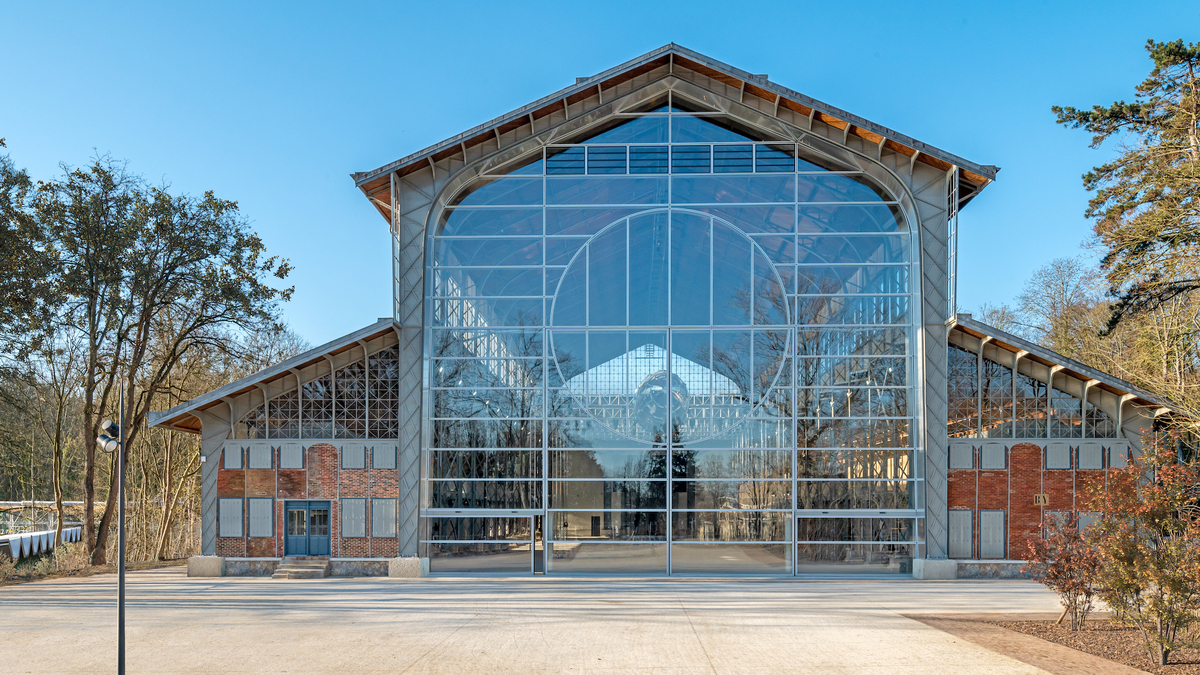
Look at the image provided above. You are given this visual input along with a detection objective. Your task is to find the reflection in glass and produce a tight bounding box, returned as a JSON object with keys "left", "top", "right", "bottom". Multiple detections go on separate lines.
{"left": 429, "top": 450, "right": 541, "bottom": 479}
{"left": 672, "top": 511, "right": 791, "bottom": 541}
{"left": 548, "top": 481, "right": 667, "bottom": 510}
{"left": 429, "top": 543, "right": 531, "bottom": 574}
{"left": 426, "top": 517, "right": 532, "bottom": 541}
{"left": 428, "top": 480, "right": 542, "bottom": 509}
{"left": 796, "top": 518, "right": 915, "bottom": 542}
{"left": 548, "top": 450, "right": 667, "bottom": 479}
{"left": 551, "top": 511, "right": 666, "bottom": 540}
{"left": 794, "top": 543, "right": 913, "bottom": 574}
{"left": 426, "top": 108, "right": 919, "bottom": 575}
{"left": 796, "top": 449, "right": 912, "bottom": 479}
{"left": 671, "top": 544, "right": 790, "bottom": 574}
{"left": 547, "top": 543, "right": 667, "bottom": 574}
{"left": 795, "top": 480, "right": 914, "bottom": 509}
{"left": 672, "top": 481, "right": 791, "bottom": 510}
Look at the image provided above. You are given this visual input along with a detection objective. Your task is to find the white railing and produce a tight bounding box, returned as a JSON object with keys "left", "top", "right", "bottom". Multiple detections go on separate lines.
{"left": 0, "top": 527, "right": 83, "bottom": 562}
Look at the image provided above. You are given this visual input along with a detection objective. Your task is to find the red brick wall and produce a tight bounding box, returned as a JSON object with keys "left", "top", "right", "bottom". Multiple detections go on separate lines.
{"left": 216, "top": 441, "right": 405, "bottom": 560}
{"left": 946, "top": 440, "right": 1118, "bottom": 560}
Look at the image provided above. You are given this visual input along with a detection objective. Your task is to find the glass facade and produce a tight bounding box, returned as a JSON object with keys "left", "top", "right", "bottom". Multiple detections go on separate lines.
{"left": 424, "top": 99, "right": 920, "bottom": 574}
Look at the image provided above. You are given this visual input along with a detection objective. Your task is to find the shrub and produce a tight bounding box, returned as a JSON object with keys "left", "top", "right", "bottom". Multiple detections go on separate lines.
{"left": 1025, "top": 512, "right": 1101, "bottom": 630}
{"left": 1086, "top": 435, "right": 1200, "bottom": 666}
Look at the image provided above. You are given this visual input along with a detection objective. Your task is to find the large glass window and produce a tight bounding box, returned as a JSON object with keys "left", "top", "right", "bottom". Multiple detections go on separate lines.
{"left": 424, "top": 99, "right": 918, "bottom": 574}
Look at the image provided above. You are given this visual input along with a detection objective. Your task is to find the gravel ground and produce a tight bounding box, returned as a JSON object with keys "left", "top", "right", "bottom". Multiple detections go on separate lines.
{"left": 993, "top": 620, "right": 1200, "bottom": 674}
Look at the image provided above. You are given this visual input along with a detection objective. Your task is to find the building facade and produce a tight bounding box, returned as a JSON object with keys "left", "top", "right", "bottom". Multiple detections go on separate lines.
{"left": 151, "top": 45, "right": 1169, "bottom": 577}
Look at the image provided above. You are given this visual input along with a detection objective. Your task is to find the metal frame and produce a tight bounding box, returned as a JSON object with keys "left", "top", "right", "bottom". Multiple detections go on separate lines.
{"left": 414, "top": 88, "right": 929, "bottom": 575}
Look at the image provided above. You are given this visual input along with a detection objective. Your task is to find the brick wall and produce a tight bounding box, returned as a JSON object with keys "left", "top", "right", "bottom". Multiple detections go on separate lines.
{"left": 214, "top": 441, "right": 406, "bottom": 559}
{"left": 946, "top": 440, "right": 1117, "bottom": 560}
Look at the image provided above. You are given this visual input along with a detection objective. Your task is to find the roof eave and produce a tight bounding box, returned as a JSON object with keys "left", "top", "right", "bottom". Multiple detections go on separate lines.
{"left": 149, "top": 318, "right": 397, "bottom": 432}
{"left": 351, "top": 43, "right": 997, "bottom": 192}
{"left": 949, "top": 314, "right": 1175, "bottom": 411}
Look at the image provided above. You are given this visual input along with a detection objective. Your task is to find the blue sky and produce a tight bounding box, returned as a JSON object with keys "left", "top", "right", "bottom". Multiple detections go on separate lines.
{"left": 1, "top": 1, "right": 1193, "bottom": 345}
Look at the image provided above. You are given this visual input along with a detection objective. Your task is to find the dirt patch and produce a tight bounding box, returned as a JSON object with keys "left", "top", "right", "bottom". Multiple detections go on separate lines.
{"left": 910, "top": 614, "right": 1147, "bottom": 675}
{"left": 992, "top": 619, "right": 1200, "bottom": 675}
{"left": 0, "top": 558, "right": 185, "bottom": 587}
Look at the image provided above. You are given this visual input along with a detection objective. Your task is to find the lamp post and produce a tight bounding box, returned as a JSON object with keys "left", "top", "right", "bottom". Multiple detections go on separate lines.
{"left": 96, "top": 389, "right": 125, "bottom": 675}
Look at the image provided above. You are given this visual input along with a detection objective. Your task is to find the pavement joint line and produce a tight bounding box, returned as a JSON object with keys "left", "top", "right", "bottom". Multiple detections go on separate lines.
{"left": 672, "top": 581, "right": 719, "bottom": 675}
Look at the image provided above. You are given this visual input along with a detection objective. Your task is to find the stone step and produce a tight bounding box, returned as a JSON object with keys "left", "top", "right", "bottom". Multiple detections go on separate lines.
{"left": 272, "top": 557, "right": 331, "bottom": 580}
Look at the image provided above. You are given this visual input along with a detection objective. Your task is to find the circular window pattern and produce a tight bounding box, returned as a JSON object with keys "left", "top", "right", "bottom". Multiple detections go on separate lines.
{"left": 549, "top": 208, "right": 790, "bottom": 444}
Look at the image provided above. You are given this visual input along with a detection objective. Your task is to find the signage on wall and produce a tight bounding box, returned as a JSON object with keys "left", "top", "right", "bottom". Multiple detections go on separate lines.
{"left": 1034, "top": 494, "right": 1049, "bottom": 505}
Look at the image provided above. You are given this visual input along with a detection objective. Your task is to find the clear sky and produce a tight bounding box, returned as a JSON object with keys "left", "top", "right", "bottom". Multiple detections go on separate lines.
{"left": 1, "top": 1, "right": 1193, "bottom": 345}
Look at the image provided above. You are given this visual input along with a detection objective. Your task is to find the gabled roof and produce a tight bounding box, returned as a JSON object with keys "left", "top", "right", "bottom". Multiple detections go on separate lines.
{"left": 949, "top": 313, "right": 1172, "bottom": 411}
{"left": 148, "top": 318, "right": 396, "bottom": 433}
{"left": 352, "top": 44, "right": 998, "bottom": 220}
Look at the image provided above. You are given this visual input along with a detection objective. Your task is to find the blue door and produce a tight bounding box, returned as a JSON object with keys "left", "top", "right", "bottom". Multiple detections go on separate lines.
{"left": 284, "top": 501, "right": 331, "bottom": 556}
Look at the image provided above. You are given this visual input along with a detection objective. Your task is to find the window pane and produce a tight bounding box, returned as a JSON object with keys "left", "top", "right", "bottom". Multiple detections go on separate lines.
{"left": 547, "top": 542, "right": 667, "bottom": 574}
{"left": 429, "top": 450, "right": 542, "bottom": 479}
{"left": 435, "top": 238, "right": 542, "bottom": 267}
{"left": 549, "top": 481, "right": 667, "bottom": 510}
{"left": 438, "top": 208, "right": 542, "bottom": 237}
{"left": 796, "top": 518, "right": 916, "bottom": 542}
{"left": 428, "top": 543, "right": 531, "bottom": 574}
{"left": 546, "top": 176, "right": 669, "bottom": 205}
{"left": 795, "top": 235, "right": 910, "bottom": 265}
{"left": 795, "top": 543, "right": 914, "bottom": 574}
{"left": 672, "top": 481, "right": 791, "bottom": 510}
{"left": 550, "top": 511, "right": 667, "bottom": 541}
{"left": 428, "top": 480, "right": 542, "bottom": 509}
{"left": 452, "top": 178, "right": 542, "bottom": 206}
{"left": 431, "top": 420, "right": 542, "bottom": 448}
{"left": 795, "top": 480, "right": 915, "bottom": 509}
{"left": 672, "top": 174, "right": 794, "bottom": 204}
{"left": 796, "top": 174, "right": 892, "bottom": 203}
{"left": 796, "top": 449, "right": 912, "bottom": 479}
{"left": 426, "top": 517, "right": 532, "bottom": 541}
{"left": 672, "top": 511, "right": 792, "bottom": 541}
{"left": 547, "top": 450, "right": 667, "bottom": 479}
{"left": 671, "top": 543, "right": 790, "bottom": 574}
{"left": 797, "top": 204, "right": 903, "bottom": 234}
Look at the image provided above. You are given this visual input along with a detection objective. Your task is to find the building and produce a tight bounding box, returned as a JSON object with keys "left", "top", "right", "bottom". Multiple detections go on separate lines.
{"left": 151, "top": 45, "right": 1172, "bottom": 577}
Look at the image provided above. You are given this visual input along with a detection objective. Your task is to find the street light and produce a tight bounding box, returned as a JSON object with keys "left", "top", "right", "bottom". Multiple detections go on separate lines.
{"left": 96, "top": 388, "right": 125, "bottom": 675}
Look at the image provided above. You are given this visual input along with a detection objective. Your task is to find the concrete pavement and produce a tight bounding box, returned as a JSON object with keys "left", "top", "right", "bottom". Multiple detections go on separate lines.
{"left": 0, "top": 567, "right": 1067, "bottom": 674}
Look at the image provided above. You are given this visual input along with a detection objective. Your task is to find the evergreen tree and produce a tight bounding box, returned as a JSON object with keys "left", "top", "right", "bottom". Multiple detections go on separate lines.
{"left": 1053, "top": 39, "right": 1200, "bottom": 332}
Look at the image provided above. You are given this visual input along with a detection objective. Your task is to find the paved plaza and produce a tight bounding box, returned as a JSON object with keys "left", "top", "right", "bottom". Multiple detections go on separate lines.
{"left": 1, "top": 567, "right": 1075, "bottom": 674}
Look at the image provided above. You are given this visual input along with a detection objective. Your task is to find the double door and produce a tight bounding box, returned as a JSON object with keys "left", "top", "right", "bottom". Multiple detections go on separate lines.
{"left": 285, "top": 501, "right": 331, "bottom": 556}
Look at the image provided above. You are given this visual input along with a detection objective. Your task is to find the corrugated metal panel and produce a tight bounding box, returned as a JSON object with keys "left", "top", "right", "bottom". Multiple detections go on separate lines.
{"left": 1078, "top": 442, "right": 1103, "bottom": 470}
{"left": 248, "top": 498, "right": 273, "bottom": 537}
{"left": 981, "top": 442, "right": 1006, "bottom": 470}
{"left": 218, "top": 498, "right": 242, "bottom": 537}
{"left": 223, "top": 442, "right": 243, "bottom": 470}
{"left": 248, "top": 442, "right": 271, "bottom": 469}
{"left": 342, "top": 498, "right": 366, "bottom": 538}
{"left": 948, "top": 510, "right": 972, "bottom": 559}
{"left": 279, "top": 443, "right": 304, "bottom": 469}
{"left": 372, "top": 499, "right": 397, "bottom": 538}
{"left": 341, "top": 443, "right": 366, "bottom": 469}
{"left": 1109, "top": 441, "right": 1130, "bottom": 468}
{"left": 1045, "top": 442, "right": 1071, "bottom": 470}
{"left": 949, "top": 442, "right": 974, "bottom": 470}
{"left": 979, "top": 510, "right": 1005, "bottom": 559}
{"left": 372, "top": 443, "right": 397, "bottom": 470}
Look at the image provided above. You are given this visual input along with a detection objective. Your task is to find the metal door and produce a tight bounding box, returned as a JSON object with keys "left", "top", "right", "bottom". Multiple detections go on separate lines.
{"left": 979, "top": 510, "right": 1005, "bottom": 559}
{"left": 284, "top": 501, "right": 332, "bottom": 556}
{"left": 308, "top": 502, "right": 331, "bottom": 556}
{"left": 948, "top": 510, "right": 973, "bottom": 559}
{"left": 285, "top": 503, "right": 309, "bottom": 556}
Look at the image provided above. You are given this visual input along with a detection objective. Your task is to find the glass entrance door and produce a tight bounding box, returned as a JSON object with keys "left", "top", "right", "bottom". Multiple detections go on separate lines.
{"left": 284, "top": 501, "right": 331, "bottom": 556}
